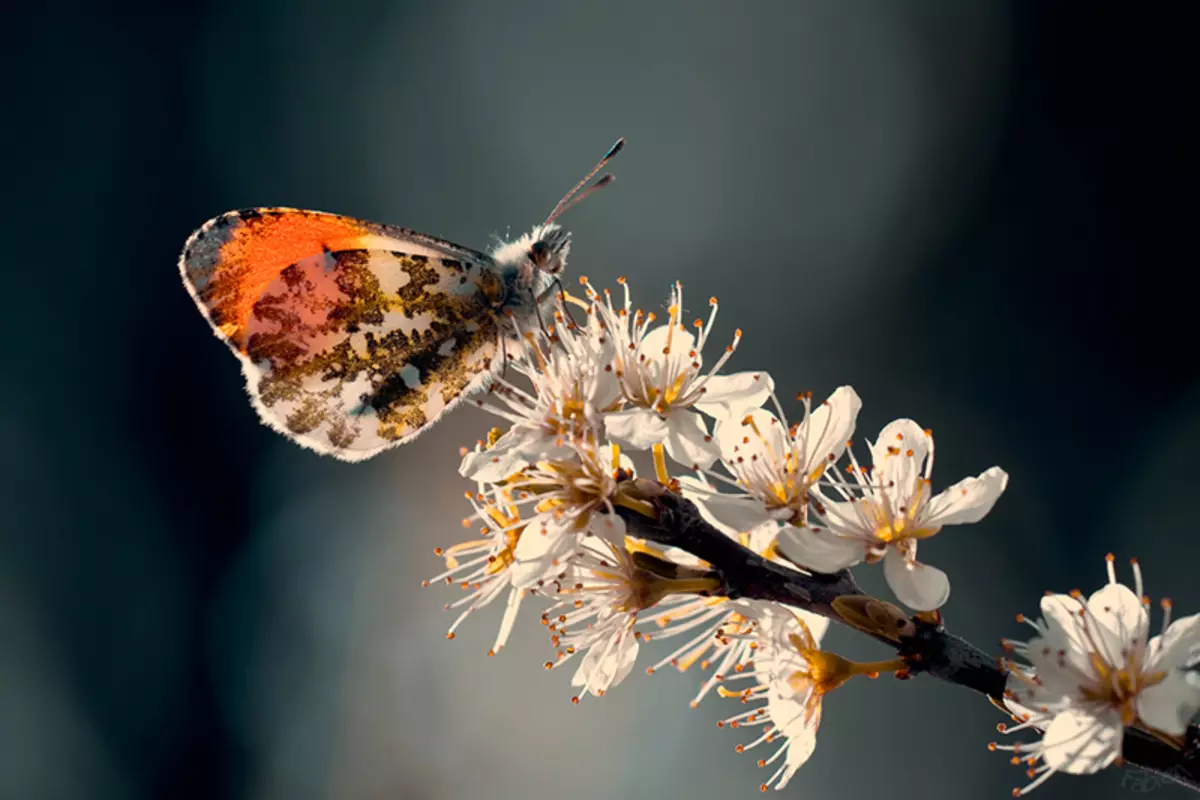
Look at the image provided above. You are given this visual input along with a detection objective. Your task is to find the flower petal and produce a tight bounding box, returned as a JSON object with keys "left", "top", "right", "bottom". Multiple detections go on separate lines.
{"left": 921, "top": 466, "right": 1009, "bottom": 528}
{"left": 745, "top": 521, "right": 782, "bottom": 557}
{"left": 509, "top": 520, "right": 577, "bottom": 588}
{"left": 1040, "top": 707, "right": 1122, "bottom": 774}
{"left": 679, "top": 476, "right": 781, "bottom": 535}
{"left": 1148, "top": 612, "right": 1200, "bottom": 670}
{"left": 765, "top": 693, "right": 819, "bottom": 789}
{"left": 812, "top": 496, "right": 876, "bottom": 540}
{"left": 637, "top": 322, "right": 697, "bottom": 386}
{"left": 715, "top": 407, "right": 790, "bottom": 468}
{"left": 589, "top": 368, "right": 623, "bottom": 414}
{"left": 1002, "top": 669, "right": 1065, "bottom": 723}
{"left": 1085, "top": 581, "right": 1148, "bottom": 660}
{"left": 572, "top": 626, "right": 639, "bottom": 695}
{"left": 605, "top": 408, "right": 670, "bottom": 450}
{"left": 1038, "top": 593, "right": 1095, "bottom": 678}
{"left": 692, "top": 371, "right": 774, "bottom": 421}
{"left": 779, "top": 525, "right": 864, "bottom": 574}
{"left": 798, "top": 386, "right": 861, "bottom": 476}
{"left": 587, "top": 509, "right": 627, "bottom": 541}
{"left": 1137, "top": 671, "right": 1200, "bottom": 736}
{"left": 458, "top": 427, "right": 555, "bottom": 482}
{"left": 883, "top": 546, "right": 950, "bottom": 611}
{"left": 663, "top": 410, "right": 720, "bottom": 469}
{"left": 869, "top": 419, "right": 929, "bottom": 500}
{"left": 1020, "top": 636, "right": 1087, "bottom": 701}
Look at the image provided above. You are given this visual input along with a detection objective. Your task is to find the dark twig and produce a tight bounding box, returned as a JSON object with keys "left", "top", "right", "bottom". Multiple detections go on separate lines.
{"left": 613, "top": 480, "right": 1200, "bottom": 794}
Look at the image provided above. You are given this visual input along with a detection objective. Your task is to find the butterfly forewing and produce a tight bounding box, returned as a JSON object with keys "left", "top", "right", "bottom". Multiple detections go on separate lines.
{"left": 180, "top": 207, "right": 503, "bottom": 461}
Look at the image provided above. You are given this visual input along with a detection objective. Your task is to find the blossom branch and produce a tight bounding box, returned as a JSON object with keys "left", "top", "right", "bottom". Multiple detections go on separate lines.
{"left": 613, "top": 479, "right": 1200, "bottom": 793}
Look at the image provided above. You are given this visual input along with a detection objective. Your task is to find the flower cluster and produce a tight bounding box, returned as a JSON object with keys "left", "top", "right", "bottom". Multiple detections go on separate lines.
{"left": 424, "top": 277, "right": 1196, "bottom": 794}
{"left": 993, "top": 555, "right": 1200, "bottom": 795}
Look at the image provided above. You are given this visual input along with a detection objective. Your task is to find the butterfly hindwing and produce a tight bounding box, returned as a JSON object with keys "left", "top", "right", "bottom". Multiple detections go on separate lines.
{"left": 180, "top": 208, "right": 504, "bottom": 461}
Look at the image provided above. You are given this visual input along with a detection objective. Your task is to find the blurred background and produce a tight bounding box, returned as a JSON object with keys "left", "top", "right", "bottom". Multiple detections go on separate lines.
{"left": 2, "top": 1, "right": 1197, "bottom": 798}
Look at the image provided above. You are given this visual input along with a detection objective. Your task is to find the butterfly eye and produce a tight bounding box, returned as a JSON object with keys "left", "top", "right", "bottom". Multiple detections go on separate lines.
{"left": 529, "top": 240, "right": 550, "bottom": 267}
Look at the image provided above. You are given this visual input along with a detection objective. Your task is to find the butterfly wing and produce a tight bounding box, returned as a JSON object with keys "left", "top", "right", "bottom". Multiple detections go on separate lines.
{"left": 180, "top": 207, "right": 504, "bottom": 461}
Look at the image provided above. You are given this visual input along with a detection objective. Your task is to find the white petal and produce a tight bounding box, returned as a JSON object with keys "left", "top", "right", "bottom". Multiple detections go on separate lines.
{"left": 691, "top": 371, "right": 774, "bottom": 421}
{"left": 509, "top": 521, "right": 577, "bottom": 588}
{"left": 1038, "top": 593, "right": 1094, "bottom": 677}
{"left": 766, "top": 694, "right": 819, "bottom": 789}
{"left": 590, "top": 368, "right": 624, "bottom": 413}
{"left": 663, "top": 410, "right": 720, "bottom": 469}
{"left": 1137, "top": 672, "right": 1200, "bottom": 736}
{"left": 677, "top": 476, "right": 737, "bottom": 538}
{"left": 797, "top": 386, "right": 861, "bottom": 476}
{"left": 572, "top": 629, "right": 639, "bottom": 694}
{"left": 638, "top": 323, "right": 697, "bottom": 385}
{"left": 587, "top": 510, "right": 627, "bottom": 541}
{"left": 604, "top": 408, "right": 670, "bottom": 450}
{"left": 755, "top": 609, "right": 816, "bottom": 675}
{"left": 1148, "top": 612, "right": 1200, "bottom": 671}
{"left": 458, "top": 427, "right": 553, "bottom": 482}
{"left": 779, "top": 525, "right": 864, "bottom": 574}
{"left": 883, "top": 547, "right": 950, "bottom": 611}
{"left": 756, "top": 604, "right": 831, "bottom": 672}
{"left": 745, "top": 521, "right": 783, "bottom": 557}
{"left": 1041, "top": 707, "right": 1122, "bottom": 774}
{"left": 1085, "top": 582, "right": 1148, "bottom": 659}
{"left": 869, "top": 419, "right": 929, "bottom": 501}
{"left": 682, "top": 483, "right": 780, "bottom": 535}
{"left": 921, "top": 466, "right": 1009, "bottom": 527}
{"left": 765, "top": 688, "right": 811, "bottom": 730}
{"left": 714, "top": 407, "right": 789, "bottom": 467}
{"left": 1021, "top": 638, "right": 1086, "bottom": 701}
{"left": 1002, "top": 670, "right": 1063, "bottom": 723}
{"left": 813, "top": 497, "right": 877, "bottom": 540}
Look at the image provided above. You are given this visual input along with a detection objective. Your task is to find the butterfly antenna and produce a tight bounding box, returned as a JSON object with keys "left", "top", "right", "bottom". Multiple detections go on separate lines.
{"left": 544, "top": 138, "right": 625, "bottom": 225}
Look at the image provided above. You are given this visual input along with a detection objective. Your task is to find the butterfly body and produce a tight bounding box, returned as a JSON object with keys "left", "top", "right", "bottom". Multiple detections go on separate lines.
{"left": 180, "top": 207, "right": 565, "bottom": 461}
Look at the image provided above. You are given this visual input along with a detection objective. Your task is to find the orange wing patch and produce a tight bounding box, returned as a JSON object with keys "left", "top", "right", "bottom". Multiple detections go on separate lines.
{"left": 179, "top": 207, "right": 507, "bottom": 460}
{"left": 182, "top": 208, "right": 374, "bottom": 350}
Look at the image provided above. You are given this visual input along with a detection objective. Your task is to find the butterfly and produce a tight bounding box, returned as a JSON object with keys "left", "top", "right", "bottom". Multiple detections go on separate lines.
{"left": 180, "top": 139, "right": 623, "bottom": 462}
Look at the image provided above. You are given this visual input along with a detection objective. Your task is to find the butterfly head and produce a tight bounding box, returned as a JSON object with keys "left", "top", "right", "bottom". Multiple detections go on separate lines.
{"left": 490, "top": 138, "right": 623, "bottom": 301}
{"left": 528, "top": 224, "right": 572, "bottom": 275}
{"left": 511, "top": 137, "right": 624, "bottom": 278}
{"left": 491, "top": 223, "right": 572, "bottom": 276}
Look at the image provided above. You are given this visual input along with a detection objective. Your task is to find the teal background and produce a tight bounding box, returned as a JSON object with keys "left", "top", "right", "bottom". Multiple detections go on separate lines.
{"left": 2, "top": 2, "right": 1196, "bottom": 798}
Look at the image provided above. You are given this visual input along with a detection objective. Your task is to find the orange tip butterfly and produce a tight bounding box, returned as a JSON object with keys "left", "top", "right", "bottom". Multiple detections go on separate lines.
{"left": 180, "top": 138, "right": 623, "bottom": 461}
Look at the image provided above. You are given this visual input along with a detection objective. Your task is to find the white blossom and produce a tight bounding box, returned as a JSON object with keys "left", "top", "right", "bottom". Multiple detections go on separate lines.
{"left": 498, "top": 439, "right": 637, "bottom": 586}
{"left": 542, "top": 537, "right": 721, "bottom": 700}
{"left": 587, "top": 278, "right": 772, "bottom": 470}
{"left": 681, "top": 386, "right": 861, "bottom": 533}
{"left": 459, "top": 306, "right": 619, "bottom": 482}
{"left": 993, "top": 555, "right": 1200, "bottom": 794}
{"left": 414, "top": 262, "right": 1200, "bottom": 798}
{"left": 425, "top": 486, "right": 545, "bottom": 654}
{"left": 718, "top": 607, "right": 830, "bottom": 792}
{"left": 642, "top": 523, "right": 828, "bottom": 707}
{"left": 804, "top": 418, "right": 1007, "bottom": 611}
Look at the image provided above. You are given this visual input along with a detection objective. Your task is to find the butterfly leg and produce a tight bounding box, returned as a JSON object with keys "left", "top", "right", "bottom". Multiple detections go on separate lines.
{"left": 552, "top": 276, "right": 568, "bottom": 308}
{"left": 529, "top": 287, "right": 552, "bottom": 338}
